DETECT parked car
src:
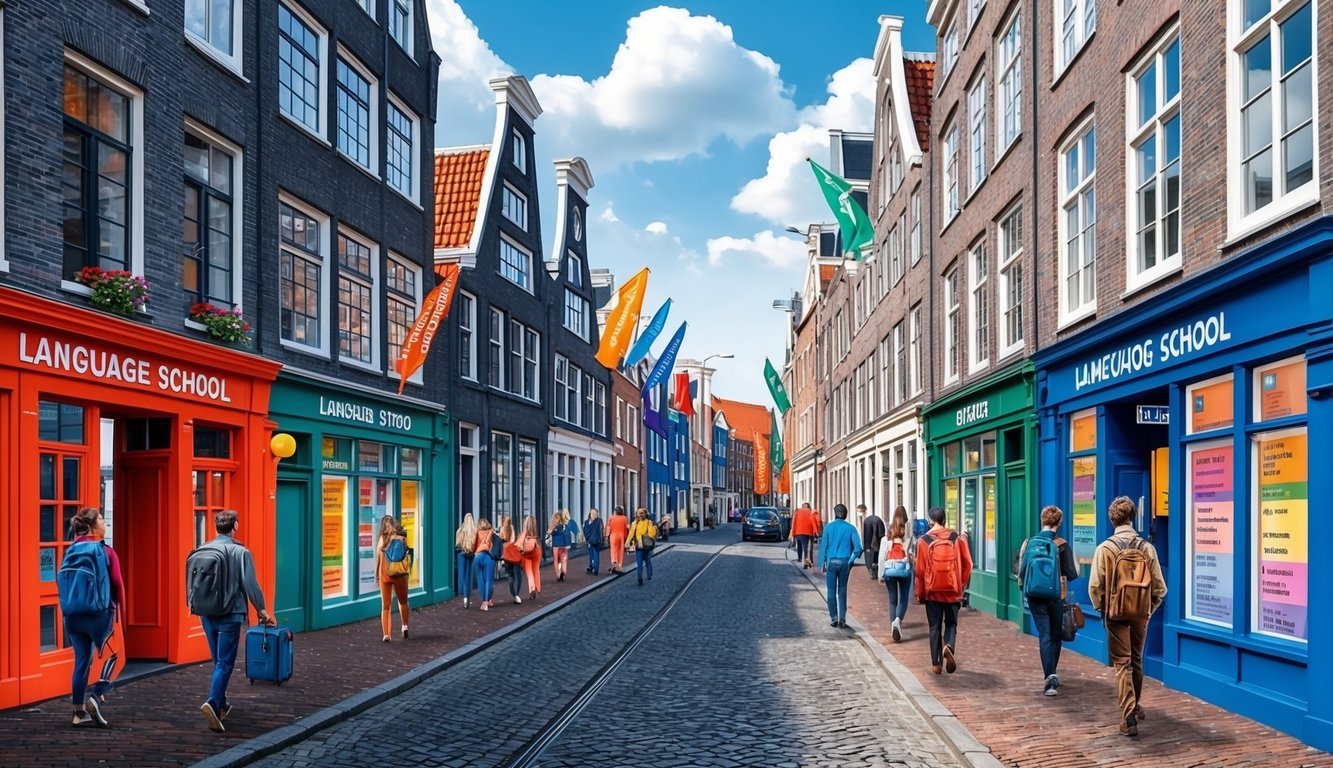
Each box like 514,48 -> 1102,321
741,508 -> 784,542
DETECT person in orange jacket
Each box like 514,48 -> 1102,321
606,506 -> 630,574
914,506 -> 973,676
518,515 -> 542,601
789,502 -> 822,568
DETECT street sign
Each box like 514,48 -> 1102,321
1137,405 -> 1169,425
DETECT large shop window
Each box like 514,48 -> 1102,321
941,433 -> 997,572
1185,374 -> 1236,627
192,426 -> 236,549
320,438 -> 424,602
1069,409 -> 1098,570
37,401 -> 89,653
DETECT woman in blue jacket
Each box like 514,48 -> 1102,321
549,510 -> 576,582
583,509 -> 604,576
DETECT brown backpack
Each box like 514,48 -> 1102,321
1105,537 -> 1153,621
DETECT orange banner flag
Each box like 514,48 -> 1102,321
395,264 -> 460,394
595,267 -> 649,369
754,433 -> 771,495
777,462 -> 790,495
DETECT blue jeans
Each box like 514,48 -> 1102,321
65,610 -> 113,707
456,552 -> 474,602
825,558 -> 851,621
635,548 -> 653,580
1029,597 -> 1065,678
794,535 -> 812,562
200,613 -> 244,711
885,575 -> 911,623
587,544 -> 601,574
505,558 -> 524,597
474,553 -> 496,602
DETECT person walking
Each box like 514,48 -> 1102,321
496,516 -> 525,604
583,509 -> 604,576
819,504 -> 862,628
606,506 -> 630,574
549,510 -> 574,582
860,504 -> 885,581
914,506 -> 972,676
190,509 -> 274,733
877,506 -> 915,642
473,519 -> 498,611
455,513 -> 477,608
627,508 -> 659,586
57,507 -> 124,728
789,502 -> 821,568
518,515 -> 542,600
1088,497 -> 1166,737
375,515 -> 411,642
1017,505 -> 1081,696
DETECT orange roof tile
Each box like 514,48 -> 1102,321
903,58 -> 935,152
433,149 -> 490,249
712,396 -> 771,443
819,264 -> 837,288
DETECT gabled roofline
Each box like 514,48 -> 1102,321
548,157 -> 595,275
465,79 -> 542,258
873,16 -> 925,166
434,246 -> 477,270
489,75 -> 543,128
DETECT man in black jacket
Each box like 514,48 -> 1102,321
860,504 -> 885,580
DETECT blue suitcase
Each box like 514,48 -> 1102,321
245,624 -> 294,685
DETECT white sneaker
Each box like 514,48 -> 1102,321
515,595 -> 522,604
891,618 -> 902,643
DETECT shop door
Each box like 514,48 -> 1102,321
1003,468 -> 1028,621
275,480 -> 309,631
118,453 -> 169,659
1109,454 -> 1168,679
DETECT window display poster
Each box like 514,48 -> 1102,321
1071,411 -> 1097,452
983,476 -> 997,572
1189,445 -> 1234,625
358,479 -> 378,592
1072,458 -> 1097,565
1258,360 -> 1306,422
1257,431 -> 1308,640
321,478 -> 346,598
944,479 -> 959,531
401,480 -> 421,589
963,478 -> 977,565
1189,378 -> 1235,434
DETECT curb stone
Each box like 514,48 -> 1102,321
789,557 -> 1004,768
191,545 -> 674,768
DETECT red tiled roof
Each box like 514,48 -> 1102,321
903,58 -> 936,152
433,149 -> 489,249
712,396 -> 771,443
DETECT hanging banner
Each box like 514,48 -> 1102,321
673,371 -> 695,417
624,298 -> 672,369
754,433 -> 771,495
395,264 -> 460,393
777,462 -> 790,495
595,267 -> 649,369
1189,444 -> 1234,626
764,357 -> 792,414
641,322 -> 687,399
769,409 -> 785,471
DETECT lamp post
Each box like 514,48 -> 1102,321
697,353 -> 732,529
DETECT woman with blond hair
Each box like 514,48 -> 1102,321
499,516 -> 525,604
472,519 -> 498,611
518,515 -> 542,600
455,513 -> 478,608
375,515 -> 410,641
627,507 -> 659,586
549,510 -> 575,582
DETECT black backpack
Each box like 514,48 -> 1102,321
186,541 -> 236,617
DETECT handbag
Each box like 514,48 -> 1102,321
639,534 -> 656,551
502,541 -> 523,565
488,533 -> 504,561
882,557 -> 912,578
1062,602 -> 1085,642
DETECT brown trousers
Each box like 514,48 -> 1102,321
1105,618 -> 1147,722
379,577 -> 409,637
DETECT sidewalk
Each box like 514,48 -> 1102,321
838,565 -> 1333,768
0,552 -> 613,768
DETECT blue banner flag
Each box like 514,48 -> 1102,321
623,298 -> 672,369
641,322 -> 687,400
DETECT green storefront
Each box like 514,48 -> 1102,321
923,362 -> 1036,623
269,372 -> 454,631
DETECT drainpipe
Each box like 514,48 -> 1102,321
1030,0 -> 1041,360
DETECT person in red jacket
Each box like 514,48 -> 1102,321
914,505 -> 973,675
788,503 -> 822,568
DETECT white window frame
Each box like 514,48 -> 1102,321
277,193 -> 331,357
185,0 -> 244,75
335,50 -> 378,175
390,0 -> 413,55
996,8 -> 1023,153
893,322 -> 906,406
386,92 -> 419,202
499,235 -> 532,291
1054,0 -> 1097,76
501,183 -> 528,230
1059,119 -> 1098,325
969,74 -> 988,189
968,240 -> 991,373
554,355 -> 570,421
910,186 -> 922,265
944,266 -> 961,383
1125,28 -> 1183,292
512,129 -> 527,173
1226,0 -> 1319,238
488,307 -> 505,391
879,335 -> 891,413
997,204 -> 1025,358
335,227 -> 380,371
943,120 -> 960,223
277,1 -> 329,142
909,304 -> 922,395
564,288 -> 589,340
357,0 -> 376,18
567,251 -> 583,287
458,290 -> 477,381
183,119 -> 245,314
941,14 -> 960,82
969,0 -> 987,31
386,252 -> 423,386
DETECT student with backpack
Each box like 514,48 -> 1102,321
376,515 -> 412,642
1088,496 -> 1166,737
57,508 -> 125,727
186,509 -> 273,733
914,505 -> 972,675
1017,505 -> 1080,696
877,506 -> 915,642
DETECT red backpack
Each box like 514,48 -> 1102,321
924,532 -> 962,597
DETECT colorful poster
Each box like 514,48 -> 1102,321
358,479 -> 378,592
983,476 -> 997,572
1071,458 -> 1097,565
1258,360 -> 1306,422
962,478 -> 977,563
1071,411 -> 1097,452
1189,444 -> 1234,625
321,478 -> 346,599
944,479 -> 959,531
1189,378 -> 1234,434
1257,430 -> 1308,640
401,480 -> 421,589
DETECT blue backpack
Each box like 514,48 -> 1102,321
1021,536 -> 1064,601
58,540 -> 111,615
385,537 -> 407,563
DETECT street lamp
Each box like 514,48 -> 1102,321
702,353 -> 734,365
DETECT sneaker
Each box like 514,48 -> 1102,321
463,598 -> 470,608
1132,705 -> 1146,721
382,635 -> 391,642
219,703 -> 233,721
1043,675 -> 1059,697
480,603 -> 489,612
1120,716 -> 1138,737
891,619 -> 902,643
85,695 -> 108,727
931,665 -> 943,675
943,645 -> 957,674
830,620 -> 838,627
514,595 -> 522,604
72,710 -> 93,728
401,627 -> 409,639
200,701 -> 226,733
1048,674 -> 1060,690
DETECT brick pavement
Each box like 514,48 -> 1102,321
835,561 -> 1333,768
0,549 -> 610,768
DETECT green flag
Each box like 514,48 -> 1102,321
808,158 -> 874,258
763,357 -> 792,414
770,409 -> 785,471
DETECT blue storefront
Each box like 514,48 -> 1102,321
1033,218 -> 1333,750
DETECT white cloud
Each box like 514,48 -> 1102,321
705,231 -> 806,270
599,205 -> 620,223
730,57 -> 876,226
427,0 -> 513,145
645,221 -> 669,235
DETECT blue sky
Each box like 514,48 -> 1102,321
427,1 -> 934,404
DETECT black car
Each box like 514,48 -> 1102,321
741,508 -> 784,542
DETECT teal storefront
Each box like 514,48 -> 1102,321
269,372 -> 454,631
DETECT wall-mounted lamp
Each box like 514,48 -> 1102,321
270,433 -> 297,460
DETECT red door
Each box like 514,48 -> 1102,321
118,455 -> 169,659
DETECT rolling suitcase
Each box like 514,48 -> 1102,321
245,624 -> 294,685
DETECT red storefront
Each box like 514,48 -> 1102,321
0,289 -> 280,709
